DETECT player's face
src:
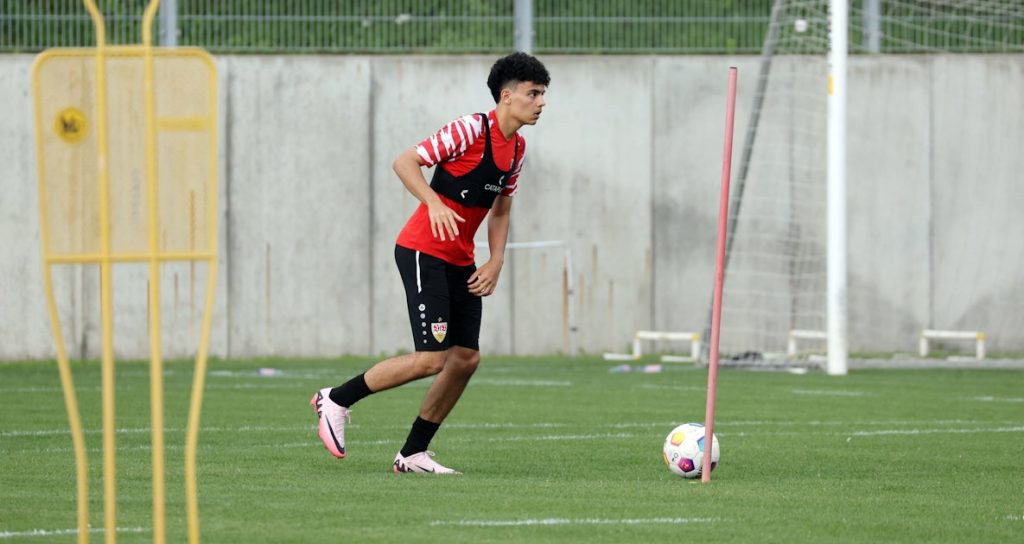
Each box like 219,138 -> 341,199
505,81 -> 547,125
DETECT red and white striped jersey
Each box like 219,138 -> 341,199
414,110 -> 526,197
397,110 -> 528,266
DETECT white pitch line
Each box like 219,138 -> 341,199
637,384 -> 705,391
6,419 -> 1019,440
22,435 -> 609,453
469,379 -> 572,387
279,441 -> 334,449
0,527 -> 147,539
430,517 -> 719,527
792,389 -> 873,397
11,378 -> 575,392
968,396 -> 1024,403
359,439 -> 403,446
714,419 -> 1017,427
204,383 -> 299,390
324,432 -> 638,447
606,419 -> 1022,429
2,427 -> 154,438
8,422 -> 1024,454
850,426 -> 1024,437
0,386 -> 102,393
16,424 -> 1024,454
248,433 -> 640,450
444,422 -> 567,429
1,422 -> 570,439
486,432 -> 636,443
483,367 -> 518,373
0,425 -> 306,439
609,421 -> 680,429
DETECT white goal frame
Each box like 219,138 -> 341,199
475,240 -> 578,357
827,0 -> 849,375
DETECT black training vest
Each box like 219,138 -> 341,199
429,113 -> 519,210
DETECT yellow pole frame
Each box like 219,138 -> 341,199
33,1 -> 219,542
80,2 -> 119,543
185,65 -> 220,544
37,267 -> 91,541
140,1 -> 170,542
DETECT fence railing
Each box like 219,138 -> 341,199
2,1 -> 1022,54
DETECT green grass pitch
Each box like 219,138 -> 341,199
2,356 -> 1023,542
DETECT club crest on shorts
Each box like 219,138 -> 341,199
431,318 -> 448,343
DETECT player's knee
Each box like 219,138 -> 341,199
447,350 -> 481,377
413,351 -> 448,376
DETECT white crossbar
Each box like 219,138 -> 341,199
919,329 -> 985,360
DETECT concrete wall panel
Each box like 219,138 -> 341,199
0,56 -> 56,360
847,56 -> 932,352
652,56 -> 760,350
929,55 -> 1024,352
223,56 -> 372,357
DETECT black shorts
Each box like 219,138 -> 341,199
395,245 -> 482,352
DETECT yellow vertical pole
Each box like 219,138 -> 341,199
186,260 -> 217,544
44,272 -> 92,544
81,2 -> 117,542
140,2 -> 166,543
32,48 -> 92,544
185,52 -> 219,544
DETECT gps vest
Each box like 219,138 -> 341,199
429,113 -> 520,209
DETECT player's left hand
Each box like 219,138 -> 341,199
467,260 -> 502,297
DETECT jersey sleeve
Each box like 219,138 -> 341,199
414,113 -> 486,168
501,135 -> 527,197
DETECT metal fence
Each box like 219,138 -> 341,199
2,1 -> 1022,54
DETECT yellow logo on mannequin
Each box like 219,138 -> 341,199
55,107 -> 88,143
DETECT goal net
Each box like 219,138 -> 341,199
713,0 -> 1024,363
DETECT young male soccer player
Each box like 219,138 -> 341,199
311,52 -> 549,474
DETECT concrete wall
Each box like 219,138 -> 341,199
1,53 -> 1021,360
845,54 -> 1024,353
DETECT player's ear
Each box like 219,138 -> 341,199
501,87 -> 512,105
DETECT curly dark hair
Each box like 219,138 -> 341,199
487,52 -> 550,103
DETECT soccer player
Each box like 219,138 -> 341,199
312,52 -> 549,474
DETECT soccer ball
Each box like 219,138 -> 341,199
662,423 -> 720,479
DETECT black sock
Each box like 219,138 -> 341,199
400,416 -> 441,457
328,373 -> 372,408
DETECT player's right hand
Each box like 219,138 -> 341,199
427,201 -> 466,241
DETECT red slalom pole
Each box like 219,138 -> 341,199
702,67 -> 738,484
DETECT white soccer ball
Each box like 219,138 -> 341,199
662,423 -> 720,479
794,18 -> 808,33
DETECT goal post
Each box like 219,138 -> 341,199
827,0 -> 849,375
707,0 -> 833,368
708,0 -> 1022,369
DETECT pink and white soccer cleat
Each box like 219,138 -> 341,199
310,388 -> 350,459
392,451 -> 461,475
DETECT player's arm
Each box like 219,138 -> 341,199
393,147 -> 465,241
467,195 -> 511,297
